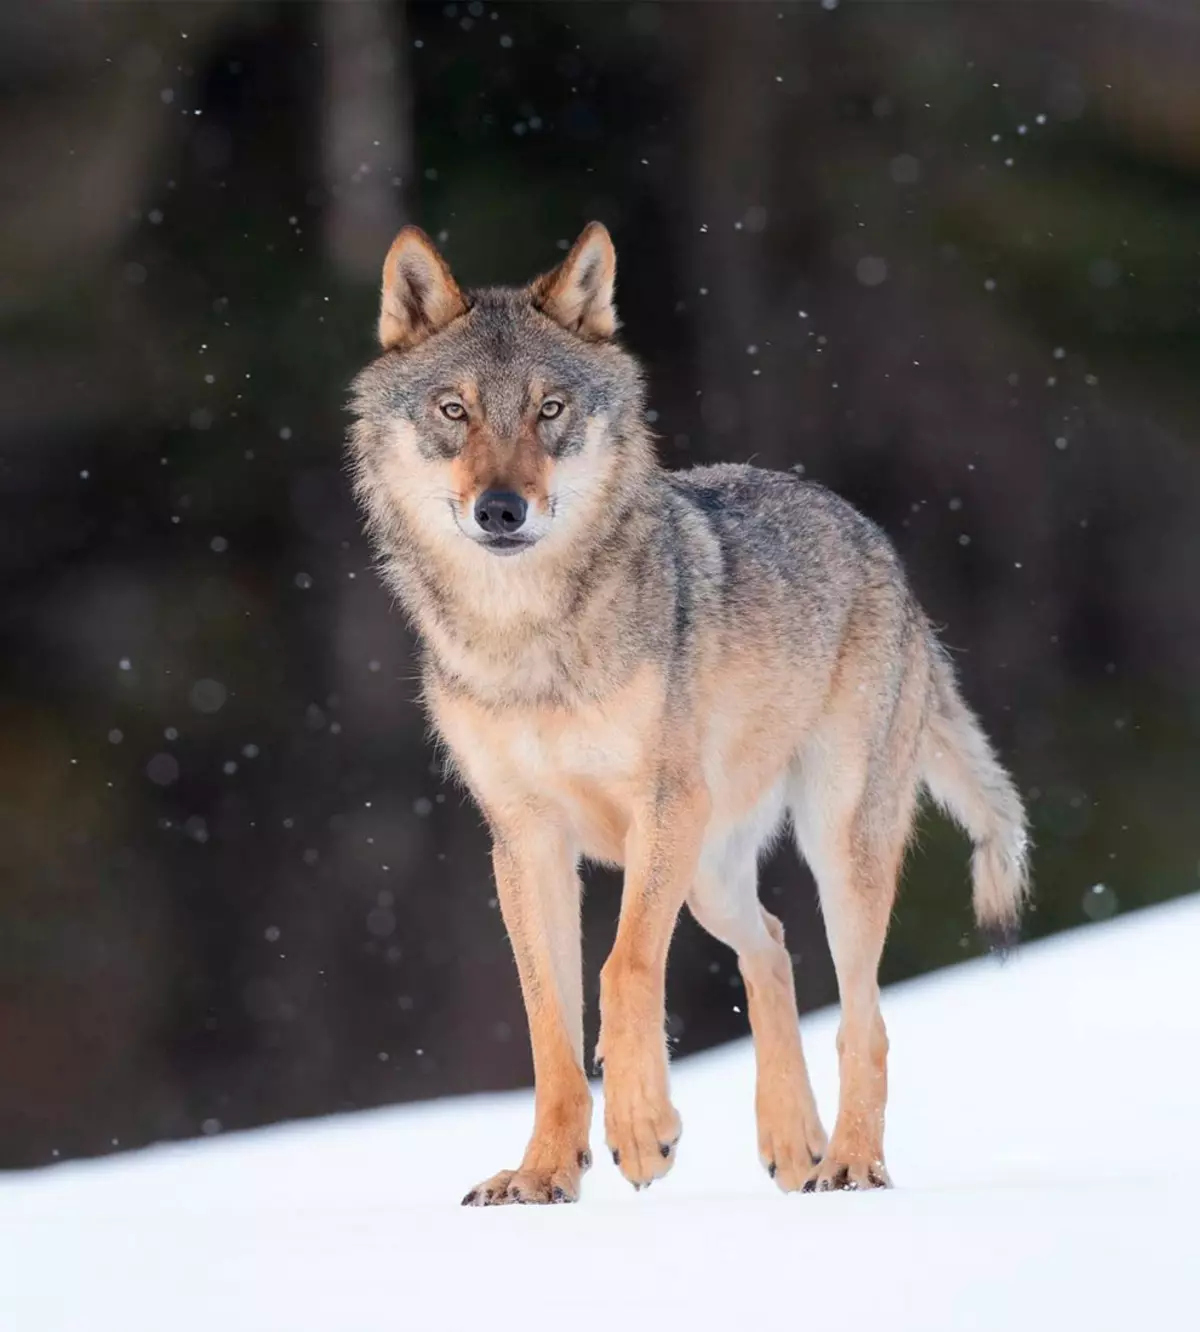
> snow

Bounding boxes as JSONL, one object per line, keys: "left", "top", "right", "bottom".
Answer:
{"left": 3, "top": 896, "right": 1198, "bottom": 1331}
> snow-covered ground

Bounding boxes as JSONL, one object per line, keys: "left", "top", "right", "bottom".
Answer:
{"left": 3, "top": 896, "right": 1198, "bottom": 1331}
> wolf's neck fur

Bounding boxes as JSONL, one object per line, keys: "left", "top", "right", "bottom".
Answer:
{"left": 387, "top": 429, "right": 664, "bottom": 709}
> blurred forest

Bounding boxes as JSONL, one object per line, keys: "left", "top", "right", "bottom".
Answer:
{"left": 1, "top": 0, "right": 1198, "bottom": 1169}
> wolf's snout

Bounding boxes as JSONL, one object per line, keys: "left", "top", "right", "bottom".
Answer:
{"left": 475, "top": 490, "right": 528, "bottom": 535}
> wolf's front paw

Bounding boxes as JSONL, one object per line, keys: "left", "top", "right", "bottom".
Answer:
{"left": 462, "top": 1147, "right": 592, "bottom": 1207}
{"left": 759, "top": 1101, "right": 827, "bottom": 1193}
{"left": 801, "top": 1150, "right": 890, "bottom": 1193}
{"left": 602, "top": 1067, "right": 681, "bottom": 1190}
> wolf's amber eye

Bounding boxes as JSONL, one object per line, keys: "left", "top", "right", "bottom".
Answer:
{"left": 539, "top": 399, "right": 564, "bottom": 420}
{"left": 440, "top": 401, "right": 466, "bottom": 421}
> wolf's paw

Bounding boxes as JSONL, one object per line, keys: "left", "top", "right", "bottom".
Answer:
{"left": 462, "top": 1148, "right": 592, "bottom": 1207}
{"left": 759, "top": 1105, "right": 828, "bottom": 1193}
{"left": 603, "top": 1081, "right": 681, "bottom": 1190}
{"left": 801, "top": 1151, "right": 891, "bottom": 1193}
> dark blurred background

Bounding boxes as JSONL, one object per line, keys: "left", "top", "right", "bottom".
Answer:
{"left": 2, "top": 0, "right": 1198, "bottom": 1170}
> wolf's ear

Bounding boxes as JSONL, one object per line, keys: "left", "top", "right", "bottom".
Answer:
{"left": 378, "top": 226, "right": 468, "bottom": 351}
{"left": 532, "top": 221, "right": 617, "bottom": 341}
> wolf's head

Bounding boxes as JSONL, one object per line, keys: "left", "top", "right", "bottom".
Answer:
{"left": 349, "top": 223, "right": 651, "bottom": 573}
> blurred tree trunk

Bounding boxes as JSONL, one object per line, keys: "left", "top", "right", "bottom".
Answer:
{"left": 666, "top": 5, "right": 796, "bottom": 457}
{"left": 321, "top": 0, "right": 410, "bottom": 282}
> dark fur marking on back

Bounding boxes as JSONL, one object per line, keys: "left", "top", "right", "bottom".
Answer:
{"left": 665, "top": 503, "right": 692, "bottom": 647}
{"left": 710, "top": 518, "right": 738, "bottom": 611}
{"left": 684, "top": 485, "right": 725, "bottom": 514}
{"left": 669, "top": 478, "right": 737, "bottom": 611}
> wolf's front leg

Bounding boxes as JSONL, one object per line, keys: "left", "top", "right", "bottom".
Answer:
{"left": 462, "top": 816, "right": 592, "bottom": 1206}
{"left": 597, "top": 776, "right": 709, "bottom": 1189}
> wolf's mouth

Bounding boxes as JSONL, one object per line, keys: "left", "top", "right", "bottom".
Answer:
{"left": 478, "top": 535, "right": 536, "bottom": 557}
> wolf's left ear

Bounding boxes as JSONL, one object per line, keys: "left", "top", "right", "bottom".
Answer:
{"left": 378, "top": 226, "right": 468, "bottom": 351}
{"left": 532, "top": 221, "right": 617, "bottom": 341}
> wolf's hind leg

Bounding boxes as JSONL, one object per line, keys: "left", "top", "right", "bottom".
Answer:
{"left": 798, "top": 820, "right": 900, "bottom": 1191}
{"left": 688, "top": 810, "right": 827, "bottom": 1192}
{"left": 790, "top": 678, "right": 924, "bottom": 1191}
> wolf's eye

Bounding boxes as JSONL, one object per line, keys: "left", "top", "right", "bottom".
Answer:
{"left": 539, "top": 399, "right": 564, "bottom": 421}
{"left": 440, "top": 401, "right": 466, "bottom": 421}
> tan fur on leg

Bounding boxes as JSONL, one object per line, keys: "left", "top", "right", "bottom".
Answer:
{"left": 689, "top": 853, "right": 827, "bottom": 1192}
{"left": 462, "top": 818, "right": 592, "bottom": 1206}
{"left": 598, "top": 776, "right": 709, "bottom": 1188}
{"left": 799, "top": 826, "right": 907, "bottom": 1192}
{"left": 791, "top": 634, "right": 926, "bottom": 1191}
{"left": 744, "top": 910, "right": 828, "bottom": 1190}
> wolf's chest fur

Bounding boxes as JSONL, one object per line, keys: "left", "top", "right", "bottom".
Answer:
{"left": 429, "top": 662, "right": 666, "bottom": 864}
{"left": 422, "top": 612, "right": 577, "bottom": 705}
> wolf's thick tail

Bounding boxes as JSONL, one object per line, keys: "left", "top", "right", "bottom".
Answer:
{"left": 919, "top": 642, "right": 1030, "bottom": 951}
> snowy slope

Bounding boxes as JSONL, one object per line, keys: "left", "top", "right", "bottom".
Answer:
{"left": 2, "top": 897, "right": 1198, "bottom": 1332}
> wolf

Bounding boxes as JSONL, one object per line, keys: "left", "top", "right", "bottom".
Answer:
{"left": 348, "top": 221, "right": 1029, "bottom": 1204}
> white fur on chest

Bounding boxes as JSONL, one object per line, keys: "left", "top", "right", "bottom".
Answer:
{"left": 432, "top": 667, "right": 664, "bottom": 858}
{"left": 504, "top": 704, "right": 643, "bottom": 787}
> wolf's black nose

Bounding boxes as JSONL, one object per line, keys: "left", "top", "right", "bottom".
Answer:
{"left": 475, "top": 490, "right": 528, "bottom": 535}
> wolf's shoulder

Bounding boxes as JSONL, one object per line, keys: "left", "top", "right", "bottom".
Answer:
{"left": 667, "top": 463, "right": 874, "bottom": 533}
{"left": 669, "top": 462, "right": 815, "bottom": 505}
{"left": 662, "top": 462, "right": 901, "bottom": 597}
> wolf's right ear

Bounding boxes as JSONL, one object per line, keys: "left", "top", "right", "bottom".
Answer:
{"left": 378, "top": 227, "right": 468, "bottom": 351}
